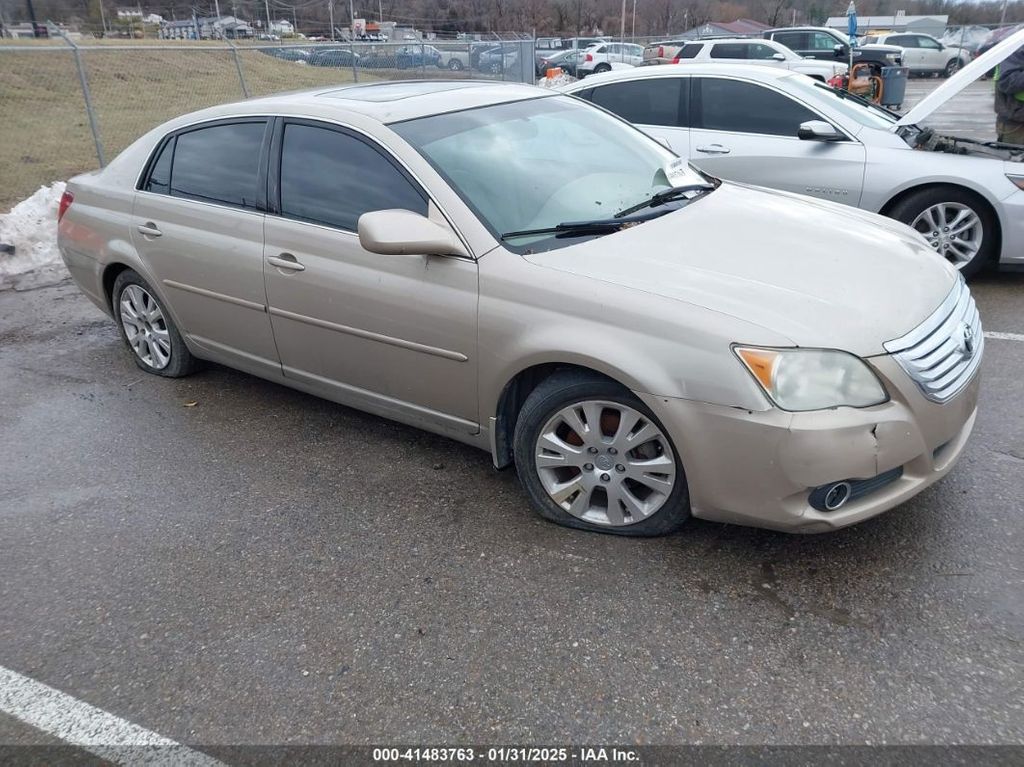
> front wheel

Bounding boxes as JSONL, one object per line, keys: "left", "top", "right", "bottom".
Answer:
{"left": 513, "top": 371, "right": 690, "bottom": 536}
{"left": 944, "top": 58, "right": 963, "bottom": 77}
{"left": 447, "top": 58, "right": 463, "bottom": 70}
{"left": 112, "top": 269, "right": 198, "bottom": 377}
{"left": 594, "top": 62, "right": 611, "bottom": 73}
{"left": 889, "top": 187, "right": 997, "bottom": 278}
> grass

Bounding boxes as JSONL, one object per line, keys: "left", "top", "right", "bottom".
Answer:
{"left": 0, "top": 47, "right": 372, "bottom": 211}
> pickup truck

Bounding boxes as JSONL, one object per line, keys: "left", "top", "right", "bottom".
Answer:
{"left": 762, "top": 26, "right": 903, "bottom": 74}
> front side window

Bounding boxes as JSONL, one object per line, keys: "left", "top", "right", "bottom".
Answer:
{"left": 279, "top": 123, "right": 426, "bottom": 231}
{"left": 747, "top": 43, "right": 783, "bottom": 59}
{"left": 810, "top": 32, "right": 838, "bottom": 49}
{"left": 169, "top": 121, "right": 265, "bottom": 209}
{"left": 697, "top": 78, "right": 817, "bottom": 136}
{"left": 918, "top": 36, "right": 941, "bottom": 49}
{"left": 589, "top": 78, "right": 686, "bottom": 127}
{"left": 393, "top": 96, "right": 708, "bottom": 253}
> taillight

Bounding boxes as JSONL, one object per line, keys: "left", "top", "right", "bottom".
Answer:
{"left": 658, "top": 46, "right": 664, "bottom": 57}
{"left": 671, "top": 56, "right": 680, "bottom": 64}
{"left": 585, "top": 53, "right": 593, "bottom": 61}
{"left": 58, "top": 190, "right": 73, "bottom": 223}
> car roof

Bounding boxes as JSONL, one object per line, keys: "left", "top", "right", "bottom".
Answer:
{"left": 176, "top": 80, "right": 550, "bottom": 125}
{"left": 688, "top": 38, "right": 777, "bottom": 45}
{"left": 558, "top": 62, "right": 796, "bottom": 89}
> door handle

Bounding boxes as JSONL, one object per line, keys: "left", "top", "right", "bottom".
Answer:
{"left": 137, "top": 223, "right": 162, "bottom": 237}
{"left": 696, "top": 144, "right": 731, "bottom": 155}
{"left": 267, "top": 253, "right": 305, "bottom": 272}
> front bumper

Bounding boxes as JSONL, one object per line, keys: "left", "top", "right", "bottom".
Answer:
{"left": 998, "top": 188, "right": 1024, "bottom": 267}
{"left": 638, "top": 355, "right": 979, "bottom": 533}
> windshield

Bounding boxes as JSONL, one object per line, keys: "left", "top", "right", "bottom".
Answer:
{"left": 785, "top": 75, "right": 897, "bottom": 129}
{"left": 393, "top": 96, "right": 708, "bottom": 252}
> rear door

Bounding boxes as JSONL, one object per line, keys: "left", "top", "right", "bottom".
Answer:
{"left": 687, "top": 76, "right": 866, "bottom": 205}
{"left": 585, "top": 76, "right": 690, "bottom": 154}
{"left": 262, "top": 119, "right": 479, "bottom": 436}
{"left": 770, "top": 31, "right": 812, "bottom": 58}
{"left": 131, "top": 119, "right": 280, "bottom": 377}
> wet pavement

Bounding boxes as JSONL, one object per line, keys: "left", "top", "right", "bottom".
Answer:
{"left": 1, "top": 269, "right": 1022, "bottom": 748}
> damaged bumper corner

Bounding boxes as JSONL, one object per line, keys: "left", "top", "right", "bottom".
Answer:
{"left": 637, "top": 356, "right": 980, "bottom": 533}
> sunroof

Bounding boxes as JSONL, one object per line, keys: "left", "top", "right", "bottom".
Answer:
{"left": 318, "top": 81, "right": 493, "bottom": 103}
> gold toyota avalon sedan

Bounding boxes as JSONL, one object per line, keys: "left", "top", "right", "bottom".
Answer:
{"left": 57, "top": 81, "right": 983, "bottom": 535}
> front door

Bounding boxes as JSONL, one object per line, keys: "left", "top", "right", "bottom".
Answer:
{"left": 687, "top": 76, "right": 866, "bottom": 206}
{"left": 131, "top": 119, "right": 280, "bottom": 377}
{"left": 262, "top": 119, "right": 479, "bottom": 437}
{"left": 586, "top": 76, "right": 691, "bottom": 155}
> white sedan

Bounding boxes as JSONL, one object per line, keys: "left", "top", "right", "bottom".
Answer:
{"left": 666, "top": 37, "right": 847, "bottom": 81}
{"left": 560, "top": 29, "right": 1024, "bottom": 276}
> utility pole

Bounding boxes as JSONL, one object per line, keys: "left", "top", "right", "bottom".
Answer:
{"left": 348, "top": 0, "right": 354, "bottom": 37}
{"left": 328, "top": 0, "right": 334, "bottom": 39}
{"left": 631, "top": 0, "right": 636, "bottom": 40}
{"left": 619, "top": 0, "right": 626, "bottom": 42}
{"left": 1000, "top": 0, "right": 1008, "bottom": 24}
{"left": 213, "top": 0, "right": 221, "bottom": 23}
{"left": 265, "top": 0, "right": 271, "bottom": 36}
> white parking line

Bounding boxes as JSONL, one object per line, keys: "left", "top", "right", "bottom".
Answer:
{"left": 984, "top": 331, "right": 1024, "bottom": 342}
{"left": 0, "top": 665, "right": 224, "bottom": 766}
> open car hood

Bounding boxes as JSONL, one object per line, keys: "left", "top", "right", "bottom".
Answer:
{"left": 895, "top": 27, "right": 1024, "bottom": 128}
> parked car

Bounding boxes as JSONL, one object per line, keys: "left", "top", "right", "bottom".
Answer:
{"left": 577, "top": 42, "right": 644, "bottom": 76}
{"left": 536, "top": 36, "right": 609, "bottom": 73}
{"left": 475, "top": 44, "right": 520, "bottom": 74}
{"left": 561, "top": 29, "right": 1024, "bottom": 276}
{"left": 260, "top": 46, "right": 310, "bottom": 63}
{"left": 658, "top": 37, "right": 847, "bottom": 80}
{"left": 863, "top": 32, "right": 970, "bottom": 77}
{"left": 58, "top": 80, "right": 982, "bottom": 536}
{"left": 307, "top": 48, "right": 359, "bottom": 67}
{"left": 393, "top": 44, "right": 443, "bottom": 69}
{"left": 537, "top": 48, "right": 586, "bottom": 78}
{"left": 435, "top": 46, "right": 471, "bottom": 71}
{"left": 763, "top": 26, "right": 904, "bottom": 73}
{"left": 642, "top": 39, "right": 690, "bottom": 66}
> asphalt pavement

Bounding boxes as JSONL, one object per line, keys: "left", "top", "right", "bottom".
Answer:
{"left": 1, "top": 266, "right": 1022, "bottom": 752}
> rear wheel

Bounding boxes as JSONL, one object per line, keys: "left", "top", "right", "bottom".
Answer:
{"left": 594, "top": 62, "right": 611, "bottom": 73}
{"left": 112, "top": 269, "right": 198, "bottom": 377}
{"left": 447, "top": 58, "right": 463, "bottom": 70}
{"left": 889, "top": 187, "right": 997, "bottom": 278}
{"left": 513, "top": 371, "right": 690, "bottom": 536}
{"left": 944, "top": 58, "right": 963, "bottom": 77}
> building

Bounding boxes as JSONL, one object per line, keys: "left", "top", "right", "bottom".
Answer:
{"left": 270, "top": 19, "right": 293, "bottom": 36}
{"left": 197, "top": 15, "right": 254, "bottom": 39}
{"left": 825, "top": 13, "right": 948, "bottom": 38}
{"left": 159, "top": 18, "right": 199, "bottom": 39}
{"left": 679, "top": 18, "right": 770, "bottom": 40}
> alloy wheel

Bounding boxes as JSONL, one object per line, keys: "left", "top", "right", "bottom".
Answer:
{"left": 910, "top": 202, "right": 983, "bottom": 269}
{"left": 533, "top": 400, "right": 676, "bottom": 527}
{"left": 119, "top": 284, "right": 171, "bottom": 369}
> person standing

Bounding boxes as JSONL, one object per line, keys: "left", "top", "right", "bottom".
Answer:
{"left": 995, "top": 44, "right": 1024, "bottom": 145}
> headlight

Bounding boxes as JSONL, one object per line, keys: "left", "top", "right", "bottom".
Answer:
{"left": 734, "top": 347, "right": 888, "bottom": 411}
{"left": 1007, "top": 175, "right": 1024, "bottom": 191}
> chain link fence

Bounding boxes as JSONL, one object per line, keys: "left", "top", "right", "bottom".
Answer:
{"left": 0, "top": 35, "right": 535, "bottom": 212}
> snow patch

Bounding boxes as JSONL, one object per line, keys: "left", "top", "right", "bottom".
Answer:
{"left": 0, "top": 182, "right": 69, "bottom": 292}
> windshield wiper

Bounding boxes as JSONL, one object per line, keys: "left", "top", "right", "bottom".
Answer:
{"left": 613, "top": 183, "right": 714, "bottom": 218}
{"left": 500, "top": 217, "right": 634, "bottom": 241}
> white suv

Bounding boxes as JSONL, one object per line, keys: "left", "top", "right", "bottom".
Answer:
{"left": 865, "top": 32, "right": 970, "bottom": 76}
{"left": 670, "top": 38, "right": 847, "bottom": 80}
{"left": 578, "top": 42, "right": 644, "bottom": 75}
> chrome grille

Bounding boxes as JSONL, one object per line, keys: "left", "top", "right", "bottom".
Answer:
{"left": 883, "top": 278, "right": 983, "bottom": 403}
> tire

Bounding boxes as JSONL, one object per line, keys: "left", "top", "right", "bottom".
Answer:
{"left": 447, "top": 58, "right": 463, "bottom": 71}
{"left": 512, "top": 370, "right": 690, "bottom": 537}
{"left": 111, "top": 269, "right": 198, "bottom": 378}
{"left": 888, "top": 186, "right": 997, "bottom": 278}
{"left": 944, "top": 58, "right": 963, "bottom": 77}
{"left": 594, "top": 62, "right": 611, "bottom": 73}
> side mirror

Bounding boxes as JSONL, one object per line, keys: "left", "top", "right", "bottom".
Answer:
{"left": 833, "top": 43, "right": 846, "bottom": 57}
{"left": 358, "top": 209, "right": 470, "bottom": 257}
{"left": 798, "top": 120, "right": 844, "bottom": 142}
{"left": 771, "top": 52, "right": 786, "bottom": 61}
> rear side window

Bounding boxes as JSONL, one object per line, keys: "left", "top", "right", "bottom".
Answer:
{"left": 773, "top": 32, "right": 807, "bottom": 49}
{"left": 169, "top": 122, "right": 265, "bottom": 209}
{"left": 278, "top": 123, "right": 427, "bottom": 231}
{"left": 144, "top": 137, "right": 174, "bottom": 195}
{"left": 710, "top": 43, "right": 748, "bottom": 59}
{"left": 589, "top": 78, "right": 687, "bottom": 127}
{"left": 677, "top": 43, "right": 702, "bottom": 59}
{"left": 696, "top": 78, "right": 817, "bottom": 136}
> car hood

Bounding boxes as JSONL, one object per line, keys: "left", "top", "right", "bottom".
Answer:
{"left": 524, "top": 183, "right": 957, "bottom": 357}
{"left": 896, "top": 27, "right": 1024, "bottom": 127}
